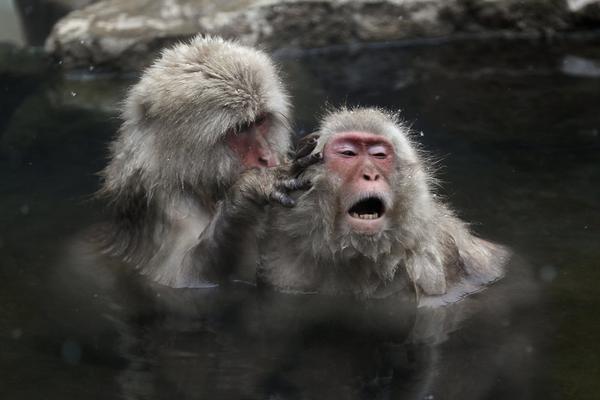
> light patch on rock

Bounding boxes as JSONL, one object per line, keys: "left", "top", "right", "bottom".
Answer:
{"left": 567, "top": 0, "right": 599, "bottom": 12}
{"left": 55, "top": 17, "right": 91, "bottom": 39}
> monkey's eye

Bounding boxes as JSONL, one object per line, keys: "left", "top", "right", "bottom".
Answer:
{"left": 255, "top": 114, "right": 267, "bottom": 126}
{"left": 339, "top": 150, "right": 357, "bottom": 157}
{"left": 236, "top": 120, "right": 253, "bottom": 133}
{"left": 369, "top": 145, "right": 388, "bottom": 159}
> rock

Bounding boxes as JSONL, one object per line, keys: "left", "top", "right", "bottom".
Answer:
{"left": 45, "top": 0, "right": 600, "bottom": 71}
{"left": 568, "top": 0, "right": 600, "bottom": 23}
{"left": 200, "top": 1, "right": 456, "bottom": 49}
{"left": 45, "top": 0, "right": 256, "bottom": 70}
{"left": 12, "top": 0, "right": 99, "bottom": 46}
{"left": 445, "top": 0, "right": 571, "bottom": 33}
{"left": 568, "top": 0, "right": 600, "bottom": 12}
{"left": 0, "top": 82, "right": 119, "bottom": 170}
{"left": 0, "top": 44, "right": 50, "bottom": 132}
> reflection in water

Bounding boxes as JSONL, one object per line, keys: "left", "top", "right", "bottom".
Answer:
{"left": 9, "top": 0, "right": 79, "bottom": 46}
{"left": 53, "top": 233, "right": 539, "bottom": 400}
{"left": 1, "top": 38, "right": 599, "bottom": 399}
{"left": 0, "top": 1, "right": 25, "bottom": 46}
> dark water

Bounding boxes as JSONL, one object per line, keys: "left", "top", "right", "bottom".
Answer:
{"left": 1, "top": 38, "right": 599, "bottom": 399}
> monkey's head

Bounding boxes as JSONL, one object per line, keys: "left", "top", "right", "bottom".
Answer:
{"left": 280, "top": 108, "right": 436, "bottom": 269}
{"left": 111, "top": 35, "right": 291, "bottom": 202}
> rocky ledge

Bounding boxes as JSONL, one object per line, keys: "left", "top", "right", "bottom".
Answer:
{"left": 45, "top": 0, "right": 600, "bottom": 70}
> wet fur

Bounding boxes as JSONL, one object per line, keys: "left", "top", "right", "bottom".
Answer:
{"left": 259, "top": 108, "right": 509, "bottom": 303}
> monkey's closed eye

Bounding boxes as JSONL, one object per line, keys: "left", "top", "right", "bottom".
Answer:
{"left": 255, "top": 114, "right": 267, "bottom": 126}
{"left": 236, "top": 121, "right": 253, "bottom": 133}
{"left": 340, "top": 150, "right": 357, "bottom": 157}
{"left": 236, "top": 115, "right": 269, "bottom": 134}
{"left": 372, "top": 153, "right": 387, "bottom": 159}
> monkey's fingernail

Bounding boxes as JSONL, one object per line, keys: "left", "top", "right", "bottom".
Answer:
{"left": 309, "top": 153, "right": 323, "bottom": 163}
{"left": 298, "top": 179, "right": 312, "bottom": 189}
{"left": 294, "top": 144, "right": 315, "bottom": 159}
{"left": 280, "top": 197, "right": 295, "bottom": 207}
{"left": 295, "top": 152, "right": 321, "bottom": 168}
{"left": 284, "top": 179, "right": 306, "bottom": 190}
{"left": 271, "top": 192, "right": 295, "bottom": 207}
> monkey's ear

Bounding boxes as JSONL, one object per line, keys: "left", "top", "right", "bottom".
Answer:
{"left": 125, "top": 92, "right": 151, "bottom": 123}
{"left": 136, "top": 100, "right": 151, "bottom": 120}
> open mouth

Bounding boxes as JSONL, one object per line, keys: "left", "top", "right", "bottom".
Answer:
{"left": 347, "top": 197, "right": 385, "bottom": 220}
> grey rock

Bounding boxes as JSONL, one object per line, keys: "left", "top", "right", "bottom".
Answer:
{"left": 568, "top": 0, "right": 600, "bottom": 22}
{"left": 10, "top": 0, "right": 99, "bottom": 46}
{"left": 45, "top": 0, "right": 259, "bottom": 69}
{"left": 200, "top": 1, "right": 457, "bottom": 49}
{"left": 45, "top": 0, "right": 600, "bottom": 71}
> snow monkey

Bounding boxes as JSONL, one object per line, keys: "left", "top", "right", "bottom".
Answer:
{"left": 99, "top": 36, "right": 318, "bottom": 288}
{"left": 258, "top": 108, "right": 510, "bottom": 305}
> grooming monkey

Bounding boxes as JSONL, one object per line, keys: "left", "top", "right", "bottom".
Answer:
{"left": 258, "top": 108, "right": 509, "bottom": 304}
{"left": 99, "top": 36, "right": 316, "bottom": 288}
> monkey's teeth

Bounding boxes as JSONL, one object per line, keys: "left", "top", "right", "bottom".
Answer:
{"left": 351, "top": 213, "right": 380, "bottom": 220}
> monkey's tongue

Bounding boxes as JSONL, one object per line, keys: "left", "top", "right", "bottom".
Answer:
{"left": 348, "top": 197, "right": 384, "bottom": 220}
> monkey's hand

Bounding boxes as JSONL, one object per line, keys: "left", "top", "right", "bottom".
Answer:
{"left": 228, "top": 133, "right": 321, "bottom": 210}
{"left": 196, "top": 137, "right": 321, "bottom": 282}
{"left": 229, "top": 168, "right": 312, "bottom": 209}
{"left": 289, "top": 132, "right": 322, "bottom": 177}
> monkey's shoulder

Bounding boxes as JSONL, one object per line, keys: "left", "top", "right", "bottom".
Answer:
{"left": 420, "top": 235, "right": 511, "bottom": 307}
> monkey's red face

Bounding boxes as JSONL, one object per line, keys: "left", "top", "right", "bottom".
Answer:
{"left": 226, "top": 115, "right": 279, "bottom": 169}
{"left": 323, "top": 131, "right": 395, "bottom": 235}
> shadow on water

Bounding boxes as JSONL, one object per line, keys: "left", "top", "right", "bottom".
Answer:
{"left": 1, "top": 37, "right": 599, "bottom": 399}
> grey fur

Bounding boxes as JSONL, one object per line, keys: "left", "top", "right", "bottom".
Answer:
{"left": 98, "top": 35, "right": 291, "bottom": 287}
{"left": 258, "top": 108, "right": 509, "bottom": 304}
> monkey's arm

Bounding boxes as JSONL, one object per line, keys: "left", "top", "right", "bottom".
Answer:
{"left": 189, "top": 145, "right": 322, "bottom": 284}
{"left": 187, "top": 169, "right": 309, "bottom": 283}
{"left": 412, "top": 217, "right": 510, "bottom": 306}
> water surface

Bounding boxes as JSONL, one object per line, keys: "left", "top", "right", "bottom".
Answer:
{"left": 1, "top": 38, "right": 599, "bottom": 399}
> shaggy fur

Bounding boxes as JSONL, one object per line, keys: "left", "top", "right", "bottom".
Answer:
{"left": 98, "top": 35, "right": 291, "bottom": 287}
{"left": 258, "top": 108, "right": 509, "bottom": 303}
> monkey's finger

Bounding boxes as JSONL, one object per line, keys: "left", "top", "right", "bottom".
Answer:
{"left": 270, "top": 191, "right": 296, "bottom": 208}
{"left": 294, "top": 134, "right": 320, "bottom": 159}
{"left": 278, "top": 178, "right": 312, "bottom": 192}
{"left": 300, "top": 132, "right": 320, "bottom": 144}
{"left": 291, "top": 152, "right": 322, "bottom": 175}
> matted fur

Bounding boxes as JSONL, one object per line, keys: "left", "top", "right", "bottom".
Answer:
{"left": 259, "top": 108, "right": 508, "bottom": 302}
{"left": 98, "top": 35, "right": 291, "bottom": 287}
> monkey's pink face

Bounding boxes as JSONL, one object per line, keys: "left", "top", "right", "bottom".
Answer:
{"left": 323, "top": 131, "right": 395, "bottom": 235}
{"left": 225, "top": 115, "right": 279, "bottom": 169}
